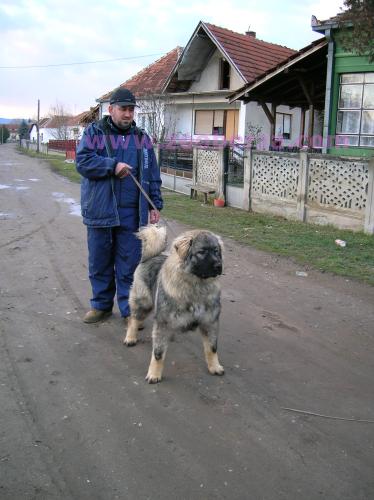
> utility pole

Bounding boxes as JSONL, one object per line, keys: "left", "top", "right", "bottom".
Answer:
{"left": 37, "top": 99, "right": 40, "bottom": 153}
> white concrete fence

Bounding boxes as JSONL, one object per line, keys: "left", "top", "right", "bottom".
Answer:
{"left": 21, "top": 139, "right": 48, "bottom": 154}
{"left": 158, "top": 144, "right": 374, "bottom": 235}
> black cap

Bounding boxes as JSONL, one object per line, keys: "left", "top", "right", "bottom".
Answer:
{"left": 109, "top": 87, "right": 138, "bottom": 107}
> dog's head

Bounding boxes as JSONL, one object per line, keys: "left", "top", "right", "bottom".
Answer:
{"left": 173, "top": 230, "right": 223, "bottom": 279}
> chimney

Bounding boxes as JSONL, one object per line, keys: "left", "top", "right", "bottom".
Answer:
{"left": 245, "top": 30, "right": 256, "bottom": 37}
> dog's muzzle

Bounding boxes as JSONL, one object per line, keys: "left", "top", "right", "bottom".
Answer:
{"left": 196, "top": 262, "right": 222, "bottom": 279}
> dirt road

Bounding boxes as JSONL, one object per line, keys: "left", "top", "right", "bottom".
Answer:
{"left": 1, "top": 143, "right": 373, "bottom": 500}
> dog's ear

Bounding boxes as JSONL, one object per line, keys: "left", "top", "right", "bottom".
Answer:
{"left": 174, "top": 234, "right": 193, "bottom": 260}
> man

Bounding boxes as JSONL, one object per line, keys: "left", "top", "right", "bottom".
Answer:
{"left": 76, "top": 87, "right": 163, "bottom": 323}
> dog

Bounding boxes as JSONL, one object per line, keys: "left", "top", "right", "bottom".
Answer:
{"left": 123, "top": 225, "right": 224, "bottom": 383}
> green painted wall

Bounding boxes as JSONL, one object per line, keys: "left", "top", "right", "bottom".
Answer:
{"left": 328, "top": 33, "right": 374, "bottom": 158}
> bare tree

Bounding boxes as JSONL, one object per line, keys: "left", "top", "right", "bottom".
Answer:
{"left": 48, "top": 102, "right": 72, "bottom": 140}
{"left": 137, "top": 94, "right": 177, "bottom": 143}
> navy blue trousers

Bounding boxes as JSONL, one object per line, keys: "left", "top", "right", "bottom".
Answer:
{"left": 87, "top": 224, "right": 142, "bottom": 317}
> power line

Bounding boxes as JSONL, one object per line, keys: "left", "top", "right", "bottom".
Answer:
{"left": 0, "top": 53, "right": 164, "bottom": 69}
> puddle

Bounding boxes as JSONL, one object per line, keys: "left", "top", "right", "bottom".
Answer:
{"left": 0, "top": 184, "right": 11, "bottom": 189}
{"left": 52, "top": 192, "right": 81, "bottom": 217}
{"left": 28, "top": 178, "right": 40, "bottom": 182}
{"left": 0, "top": 212, "right": 16, "bottom": 220}
{"left": 15, "top": 186, "right": 30, "bottom": 191}
{"left": 14, "top": 179, "right": 25, "bottom": 182}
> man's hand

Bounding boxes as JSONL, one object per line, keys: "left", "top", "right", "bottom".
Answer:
{"left": 149, "top": 209, "right": 160, "bottom": 224}
{"left": 115, "top": 162, "right": 132, "bottom": 178}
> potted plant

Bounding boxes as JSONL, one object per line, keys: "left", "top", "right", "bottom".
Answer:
{"left": 213, "top": 196, "right": 225, "bottom": 207}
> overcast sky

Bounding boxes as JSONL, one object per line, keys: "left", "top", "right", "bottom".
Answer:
{"left": 0, "top": 0, "right": 343, "bottom": 120}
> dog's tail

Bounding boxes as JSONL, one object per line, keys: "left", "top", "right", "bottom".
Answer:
{"left": 137, "top": 224, "right": 167, "bottom": 262}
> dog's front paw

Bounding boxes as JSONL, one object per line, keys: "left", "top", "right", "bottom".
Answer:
{"left": 209, "top": 364, "right": 225, "bottom": 376}
{"left": 145, "top": 373, "right": 162, "bottom": 384}
{"left": 123, "top": 337, "right": 137, "bottom": 347}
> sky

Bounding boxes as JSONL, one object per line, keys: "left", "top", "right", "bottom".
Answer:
{"left": 0, "top": 0, "right": 344, "bottom": 120}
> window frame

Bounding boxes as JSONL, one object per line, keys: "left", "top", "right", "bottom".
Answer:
{"left": 194, "top": 110, "right": 225, "bottom": 136}
{"left": 275, "top": 112, "right": 292, "bottom": 140}
{"left": 336, "top": 72, "right": 374, "bottom": 148}
{"left": 219, "top": 59, "right": 231, "bottom": 90}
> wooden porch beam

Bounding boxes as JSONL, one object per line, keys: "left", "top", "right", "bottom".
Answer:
{"left": 270, "top": 103, "right": 276, "bottom": 144}
{"left": 297, "top": 76, "right": 313, "bottom": 106}
{"left": 260, "top": 101, "right": 275, "bottom": 125}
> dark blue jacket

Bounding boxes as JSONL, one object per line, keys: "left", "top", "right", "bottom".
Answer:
{"left": 76, "top": 117, "right": 163, "bottom": 228}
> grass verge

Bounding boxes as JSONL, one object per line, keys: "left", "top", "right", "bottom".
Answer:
{"left": 18, "top": 147, "right": 374, "bottom": 285}
{"left": 161, "top": 191, "right": 374, "bottom": 286}
{"left": 18, "top": 147, "right": 81, "bottom": 183}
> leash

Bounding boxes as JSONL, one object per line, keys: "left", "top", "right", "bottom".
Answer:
{"left": 127, "top": 170, "right": 177, "bottom": 238}
{"left": 101, "top": 127, "right": 177, "bottom": 237}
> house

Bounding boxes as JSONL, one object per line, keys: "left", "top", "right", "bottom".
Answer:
{"left": 29, "top": 118, "right": 50, "bottom": 143}
{"left": 229, "top": 14, "right": 373, "bottom": 157}
{"left": 66, "top": 113, "right": 86, "bottom": 140}
{"left": 96, "top": 48, "right": 181, "bottom": 141}
{"left": 227, "top": 37, "right": 327, "bottom": 150}
{"left": 311, "top": 14, "right": 374, "bottom": 157}
{"left": 30, "top": 116, "right": 71, "bottom": 143}
{"left": 5, "top": 122, "right": 21, "bottom": 141}
{"left": 162, "top": 21, "right": 298, "bottom": 148}
{"left": 29, "top": 114, "right": 87, "bottom": 144}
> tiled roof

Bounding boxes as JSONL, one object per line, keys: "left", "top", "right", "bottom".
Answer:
{"left": 99, "top": 47, "right": 182, "bottom": 101}
{"left": 5, "top": 123, "right": 20, "bottom": 132}
{"left": 37, "top": 116, "right": 73, "bottom": 128}
{"left": 39, "top": 118, "right": 50, "bottom": 128}
{"left": 227, "top": 37, "right": 327, "bottom": 104}
{"left": 67, "top": 112, "right": 88, "bottom": 126}
{"left": 204, "top": 22, "right": 296, "bottom": 83}
{"left": 76, "top": 105, "right": 99, "bottom": 125}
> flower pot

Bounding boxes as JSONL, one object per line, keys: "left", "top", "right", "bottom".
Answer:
{"left": 214, "top": 198, "right": 225, "bottom": 207}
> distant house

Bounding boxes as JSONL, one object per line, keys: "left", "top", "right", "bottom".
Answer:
{"left": 97, "top": 47, "right": 181, "bottom": 141}
{"left": 5, "top": 123, "right": 21, "bottom": 141}
{"left": 29, "top": 114, "right": 87, "bottom": 143}
{"left": 162, "top": 21, "right": 297, "bottom": 148}
{"left": 66, "top": 113, "right": 86, "bottom": 140}
{"left": 29, "top": 118, "right": 50, "bottom": 143}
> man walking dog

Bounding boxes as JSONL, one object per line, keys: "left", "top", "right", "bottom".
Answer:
{"left": 76, "top": 87, "right": 163, "bottom": 323}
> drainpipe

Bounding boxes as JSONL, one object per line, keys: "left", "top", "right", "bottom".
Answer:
{"left": 322, "top": 28, "right": 335, "bottom": 154}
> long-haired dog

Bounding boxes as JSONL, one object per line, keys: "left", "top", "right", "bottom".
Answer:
{"left": 123, "top": 225, "right": 224, "bottom": 383}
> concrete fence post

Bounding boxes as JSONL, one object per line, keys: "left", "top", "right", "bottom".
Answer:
{"left": 217, "top": 148, "right": 225, "bottom": 199}
{"left": 192, "top": 147, "right": 198, "bottom": 185}
{"left": 364, "top": 158, "right": 374, "bottom": 235}
{"left": 242, "top": 147, "right": 252, "bottom": 211}
{"left": 296, "top": 150, "right": 309, "bottom": 222}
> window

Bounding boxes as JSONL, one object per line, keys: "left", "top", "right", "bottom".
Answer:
{"left": 336, "top": 73, "right": 374, "bottom": 147}
{"left": 275, "top": 113, "right": 292, "bottom": 139}
{"left": 194, "top": 110, "right": 225, "bottom": 135}
{"left": 219, "top": 59, "right": 231, "bottom": 90}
